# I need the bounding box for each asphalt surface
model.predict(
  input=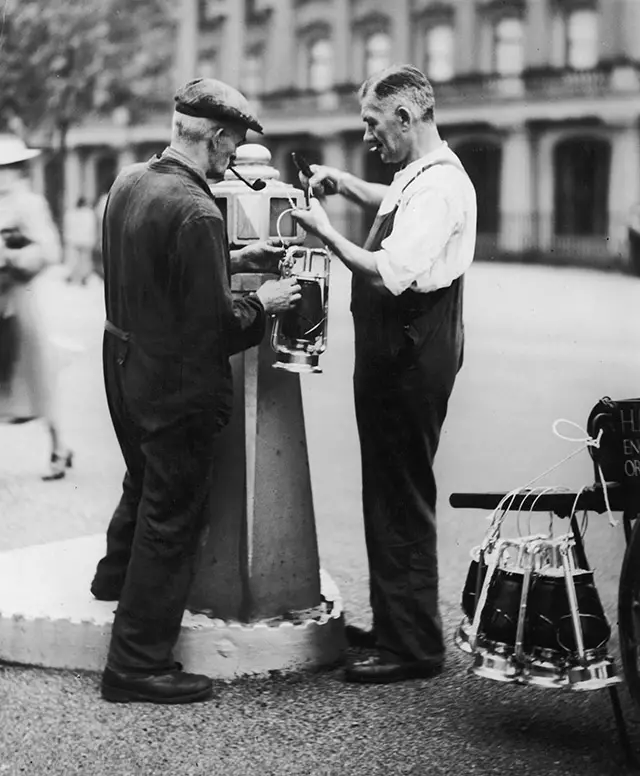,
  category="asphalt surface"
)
[2,261,640,775]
